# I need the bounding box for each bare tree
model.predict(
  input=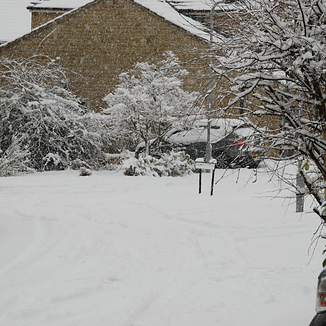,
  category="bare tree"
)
[210,0,326,216]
